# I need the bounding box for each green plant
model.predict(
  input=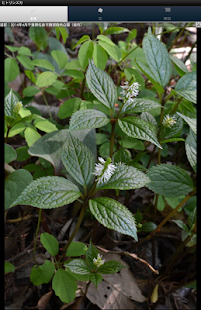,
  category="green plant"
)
[5,24,196,306]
